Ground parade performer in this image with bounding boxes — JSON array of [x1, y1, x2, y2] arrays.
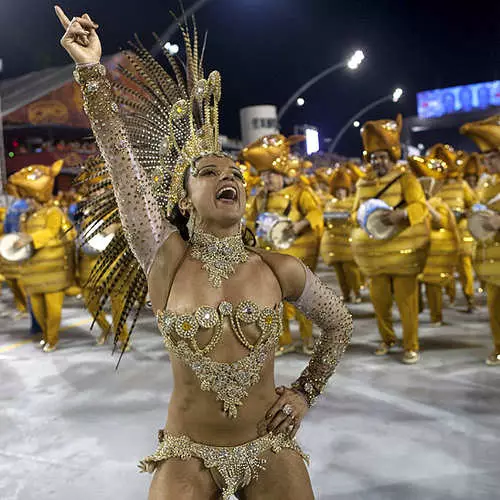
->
[[461, 115, 500, 365], [8, 160, 75, 352], [351, 115, 429, 364], [408, 157, 460, 325], [426, 144, 478, 312], [242, 136, 324, 356], [320, 167, 362, 303], [56, 6, 351, 499]]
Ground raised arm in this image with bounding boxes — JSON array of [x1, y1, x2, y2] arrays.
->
[[56, 6, 179, 276]]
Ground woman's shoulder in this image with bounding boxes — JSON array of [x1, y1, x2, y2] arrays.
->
[[246, 248, 306, 301]]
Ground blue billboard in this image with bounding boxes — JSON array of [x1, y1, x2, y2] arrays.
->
[[417, 81, 500, 119]]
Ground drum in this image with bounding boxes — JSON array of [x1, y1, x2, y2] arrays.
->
[[79, 220, 115, 256], [468, 204, 496, 242], [80, 232, 114, 256], [357, 199, 399, 240], [256, 212, 295, 250], [0, 233, 34, 262]]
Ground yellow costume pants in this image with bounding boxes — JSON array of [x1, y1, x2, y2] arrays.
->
[[30, 291, 65, 346], [369, 275, 419, 352], [6, 279, 27, 313], [333, 262, 362, 300], [425, 283, 443, 323], [82, 288, 128, 343], [280, 302, 313, 346], [458, 255, 474, 299], [486, 283, 500, 353]]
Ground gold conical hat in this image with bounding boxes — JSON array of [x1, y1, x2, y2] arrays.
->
[[427, 144, 460, 177], [361, 114, 403, 161], [407, 155, 447, 179], [7, 160, 63, 203], [241, 134, 305, 174], [460, 115, 500, 152], [330, 167, 353, 191], [315, 167, 335, 186], [463, 152, 485, 177]]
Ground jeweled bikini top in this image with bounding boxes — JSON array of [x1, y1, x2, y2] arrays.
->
[[157, 300, 283, 418]]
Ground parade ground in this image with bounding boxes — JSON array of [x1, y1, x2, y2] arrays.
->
[[1, 264, 499, 500]]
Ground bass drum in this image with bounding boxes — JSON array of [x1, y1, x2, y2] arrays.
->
[[357, 199, 400, 240], [0, 233, 34, 262], [256, 212, 295, 250]]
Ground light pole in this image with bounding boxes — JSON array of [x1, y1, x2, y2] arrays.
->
[[328, 88, 404, 153], [277, 50, 365, 122]]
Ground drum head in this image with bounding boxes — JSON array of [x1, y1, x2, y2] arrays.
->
[[256, 212, 281, 241], [0, 233, 34, 262], [469, 211, 496, 242], [366, 209, 399, 240], [270, 220, 295, 250]]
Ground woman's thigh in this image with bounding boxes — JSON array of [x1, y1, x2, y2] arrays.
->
[[148, 457, 220, 500], [237, 449, 314, 500]]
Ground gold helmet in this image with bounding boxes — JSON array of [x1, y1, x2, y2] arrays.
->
[[240, 134, 305, 174], [330, 167, 353, 193], [463, 152, 486, 177], [344, 161, 366, 183], [361, 114, 403, 162], [427, 143, 461, 177], [286, 154, 312, 179], [314, 167, 335, 186], [460, 115, 500, 152], [7, 160, 63, 203], [407, 155, 447, 180]]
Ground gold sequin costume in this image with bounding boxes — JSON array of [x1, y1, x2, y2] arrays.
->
[[461, 116, 500, 359], [426, 144, 478, 306], [242, 136, 324, 349], [353, 115, 430, 354], [73, 21, 352, 496], [7, 161, 76, 350], [320, 167, 362, 302]]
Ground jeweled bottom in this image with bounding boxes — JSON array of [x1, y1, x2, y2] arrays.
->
[[139, 430, 309, 499]]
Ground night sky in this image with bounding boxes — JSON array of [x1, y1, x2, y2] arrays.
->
[[1, 0, 499, 155]]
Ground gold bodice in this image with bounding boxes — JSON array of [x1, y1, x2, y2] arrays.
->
[[157, 300, 283, 418]]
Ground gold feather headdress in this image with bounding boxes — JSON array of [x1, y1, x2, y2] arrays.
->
[[76, 17, 230, 361], [113, 18, 228, 216]]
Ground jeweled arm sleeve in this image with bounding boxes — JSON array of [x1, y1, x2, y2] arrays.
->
[[73, 63, 177, 276], [290, 264, 353, 406]]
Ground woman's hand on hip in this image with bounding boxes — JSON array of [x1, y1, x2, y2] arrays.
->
[[258, 386, 308, 438], [54, 5, 101, 64]]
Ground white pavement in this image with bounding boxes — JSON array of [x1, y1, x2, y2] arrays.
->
[[1, 265, 499, 499]]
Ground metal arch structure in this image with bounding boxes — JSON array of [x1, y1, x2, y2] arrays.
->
[[328, 94, 394, 153]]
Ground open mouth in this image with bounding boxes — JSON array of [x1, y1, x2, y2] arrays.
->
[[216, 185, 238, 203]]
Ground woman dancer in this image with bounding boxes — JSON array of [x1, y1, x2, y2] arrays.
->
[[55, 6, 352, 499]]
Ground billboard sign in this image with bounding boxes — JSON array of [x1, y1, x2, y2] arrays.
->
[[417, 81, 500, 119]]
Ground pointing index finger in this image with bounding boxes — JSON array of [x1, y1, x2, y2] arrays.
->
[[54, 5, 71, 29]]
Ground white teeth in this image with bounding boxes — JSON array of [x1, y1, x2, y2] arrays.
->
[[216, 186, 237, 200]]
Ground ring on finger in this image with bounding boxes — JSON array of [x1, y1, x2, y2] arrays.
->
[[281, 403, 294, 417]]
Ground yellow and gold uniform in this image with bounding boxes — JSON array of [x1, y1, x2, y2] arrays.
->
[[420, 195, 459, 324], [8, 161, 75, 352], [427, 144, 478, 309], [461, 116, 500, 364], [320, 168, 362, 302], [352, 115, 429, 360], [242, 135, 324, 353]]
